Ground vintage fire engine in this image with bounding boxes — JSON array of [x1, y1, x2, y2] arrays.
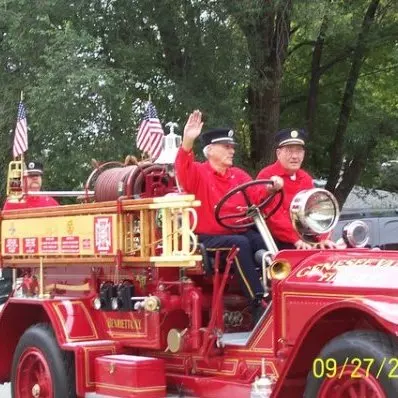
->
[[1, 133, 398, 398]]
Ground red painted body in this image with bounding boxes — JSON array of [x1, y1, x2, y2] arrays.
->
[[95, 355, 166, 397], [1, 163, 398, 398]]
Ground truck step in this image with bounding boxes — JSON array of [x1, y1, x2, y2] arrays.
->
[[0, 384, 186, 398]]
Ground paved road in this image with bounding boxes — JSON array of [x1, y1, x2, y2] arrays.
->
[[0, 383, 9, 397], [0, 383, 185, 397], [0, 385, 110, 397]]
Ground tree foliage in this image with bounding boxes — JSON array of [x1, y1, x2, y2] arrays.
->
[[0, 0, 397, 207]]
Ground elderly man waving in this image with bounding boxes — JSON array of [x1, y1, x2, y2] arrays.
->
[[175, 110, 283, 321]]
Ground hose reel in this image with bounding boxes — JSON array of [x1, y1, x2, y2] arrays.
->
[[85, 160, 176, 202]]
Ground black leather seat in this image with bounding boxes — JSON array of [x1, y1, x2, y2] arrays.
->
[[198, 244, 268, 274], [0, 268, 13, 305], [198, 243, 231, 276]]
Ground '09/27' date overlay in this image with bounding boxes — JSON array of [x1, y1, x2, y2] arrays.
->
[[312, 357, 398, 379]]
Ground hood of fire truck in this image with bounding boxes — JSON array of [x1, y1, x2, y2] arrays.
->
[[277, 248, 398, 326], [280, 248, 398, 287]]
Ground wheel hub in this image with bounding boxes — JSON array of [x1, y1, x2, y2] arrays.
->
[[319, 365, 387, 398], [31, 383, 40, 397], [16, 347, 53, 398]]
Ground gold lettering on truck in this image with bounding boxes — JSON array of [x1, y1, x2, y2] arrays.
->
[[295, 258, 398, 283], [106, 318, 142, 331]]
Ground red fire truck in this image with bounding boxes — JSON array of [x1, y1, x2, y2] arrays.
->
[[1, 150, 398, 398]]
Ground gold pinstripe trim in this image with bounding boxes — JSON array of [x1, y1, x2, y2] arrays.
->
[[281, 291, 362, 337], [95, 383, 165, 393], [82, 345, 116, 387], [246, 359, 279, 378], [193, 358, 239, 375], [53, 301, 98, 342], [231, 316, 274, 353], [235, 256, 254, 298]]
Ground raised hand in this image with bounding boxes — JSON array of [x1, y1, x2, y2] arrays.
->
[[182, 110, 203, 150]]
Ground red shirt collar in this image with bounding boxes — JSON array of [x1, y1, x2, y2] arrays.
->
[[273, 160, 305, 179], [204, 161, 232, 178]]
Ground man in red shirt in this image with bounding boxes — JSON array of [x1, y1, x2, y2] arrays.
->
[[3, 161, 59, 211], [175, 110, 283, 318], [257, 128, 336, 250]]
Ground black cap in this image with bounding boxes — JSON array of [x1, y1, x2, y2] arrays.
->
[[24, 161, 44, 176], [275, 128, 307, 147], [200, 128, 236, 148]]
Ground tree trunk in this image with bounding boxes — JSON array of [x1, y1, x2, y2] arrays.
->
[[325, 0, 380, 199], [248, 79, 282, 169], [334, 137, 377, 208], [152, 1, 191, 80], [306, 16, 328, 139], [225, 0, 292, 170]]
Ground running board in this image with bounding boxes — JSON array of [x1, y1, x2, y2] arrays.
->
[[220, 302, 272, 347]]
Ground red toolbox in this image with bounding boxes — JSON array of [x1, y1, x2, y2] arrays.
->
[[95, 354, 166, 398]]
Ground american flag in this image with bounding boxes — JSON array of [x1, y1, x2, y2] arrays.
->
[[136, 101, 164, 160], [13, 101, 28, 158]]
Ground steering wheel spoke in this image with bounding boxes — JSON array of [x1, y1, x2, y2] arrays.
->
[[215, 179, 284, 230], [219, 211, 248, 221], [241, 189, 253, 207]]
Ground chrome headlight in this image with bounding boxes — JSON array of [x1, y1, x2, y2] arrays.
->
[[93, 297, 102, 310], [290, 188, 339, 241], [342, 220, 370, 248]]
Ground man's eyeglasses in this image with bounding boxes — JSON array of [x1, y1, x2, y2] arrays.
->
[[281, 146, 305, 156]]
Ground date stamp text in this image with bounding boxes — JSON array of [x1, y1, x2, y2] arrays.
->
[[312, 357, 398, 379]]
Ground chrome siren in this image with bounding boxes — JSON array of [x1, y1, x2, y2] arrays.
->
[[342, 220, 370, 248]]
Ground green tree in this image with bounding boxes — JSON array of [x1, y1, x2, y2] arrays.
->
[[1, 0, 397, 208]]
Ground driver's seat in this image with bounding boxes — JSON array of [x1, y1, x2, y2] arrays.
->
[[194, 243, 257, 332], [197, 243, 235, 276], [198, 243, 271, 271]]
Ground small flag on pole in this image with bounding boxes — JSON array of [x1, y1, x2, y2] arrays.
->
[[136, 101, 164, 160], [13, 101, 28, 158]]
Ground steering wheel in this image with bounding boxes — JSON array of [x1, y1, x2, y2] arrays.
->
[[215, 179, 284, 230]]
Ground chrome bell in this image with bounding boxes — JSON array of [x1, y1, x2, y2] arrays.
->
[[155, 122, 182, 165]]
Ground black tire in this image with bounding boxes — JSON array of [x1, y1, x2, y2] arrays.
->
[[304, 330, 398, 398], [0, 278, 12, 304], [11, 323, 76, 398]]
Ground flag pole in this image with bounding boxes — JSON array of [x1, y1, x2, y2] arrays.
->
[[20, 152, 26, 197], [20, 91, 25, 191], [19, 90, 24, 164], [12, 91, 23, 161], [144, 93, 151, 160]]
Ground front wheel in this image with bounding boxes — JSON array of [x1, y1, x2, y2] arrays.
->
[[11, 323, 76, 398], [304, 330, 398, 398]]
